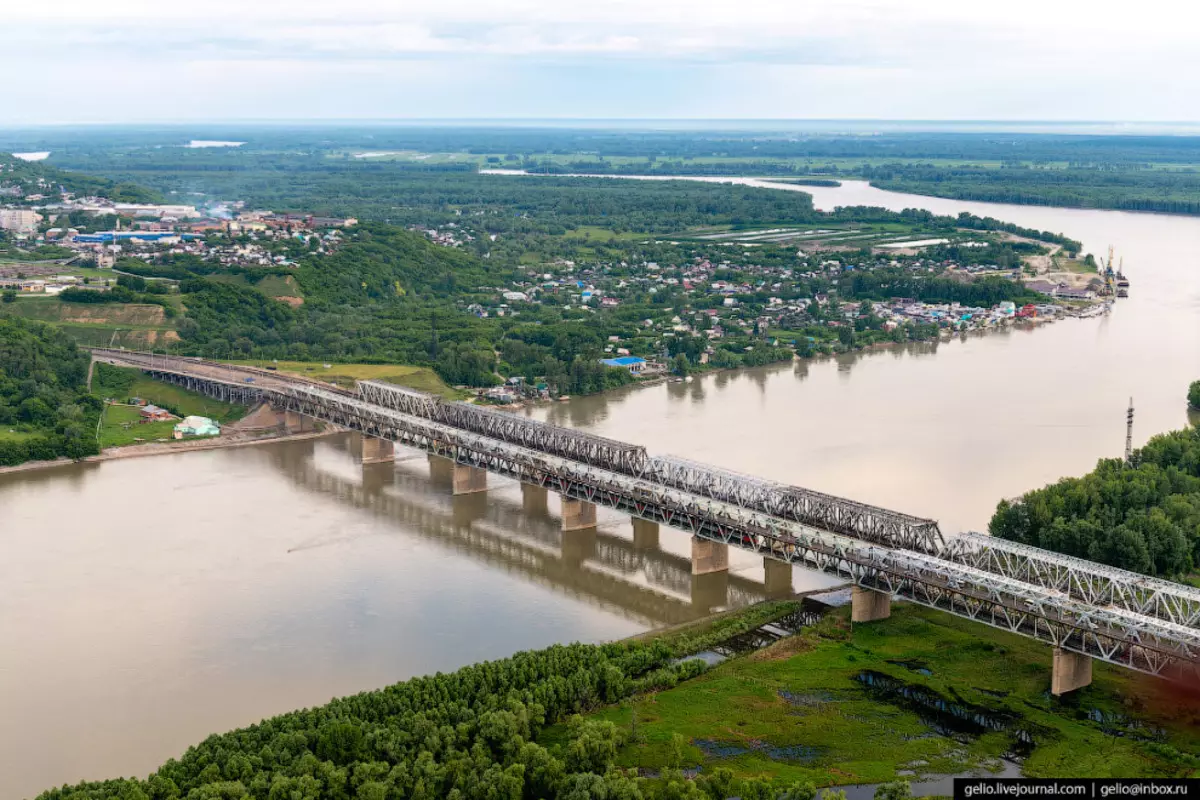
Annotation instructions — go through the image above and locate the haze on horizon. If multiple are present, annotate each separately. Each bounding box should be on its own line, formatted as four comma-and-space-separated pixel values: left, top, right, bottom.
3, 0, 1198, 125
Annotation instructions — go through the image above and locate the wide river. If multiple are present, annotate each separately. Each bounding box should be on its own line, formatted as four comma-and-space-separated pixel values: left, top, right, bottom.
3, 179, 1199, 797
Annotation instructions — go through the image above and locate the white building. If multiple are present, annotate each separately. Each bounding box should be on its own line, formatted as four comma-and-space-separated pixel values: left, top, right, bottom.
0, 209, 41, 234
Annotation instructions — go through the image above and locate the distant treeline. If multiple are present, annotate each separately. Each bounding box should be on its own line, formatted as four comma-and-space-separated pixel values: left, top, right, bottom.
863, 163, 1200, 216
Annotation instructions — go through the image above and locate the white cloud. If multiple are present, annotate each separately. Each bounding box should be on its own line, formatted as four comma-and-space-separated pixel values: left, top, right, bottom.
2, 0, 1199, 122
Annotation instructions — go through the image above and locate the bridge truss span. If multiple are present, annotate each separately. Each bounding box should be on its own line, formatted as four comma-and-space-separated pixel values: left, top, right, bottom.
91, 349, 1200, 684
358, 379, 944, 554
280, 382, 1200, 683
944, 533, 1200, 630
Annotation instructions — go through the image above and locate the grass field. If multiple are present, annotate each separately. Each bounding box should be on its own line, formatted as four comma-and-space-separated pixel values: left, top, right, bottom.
93, 364, 248, 423
97, 403, 180, 448
545, 604, 1200, 790
231, 360, 466, 399
0, 427, 38, 442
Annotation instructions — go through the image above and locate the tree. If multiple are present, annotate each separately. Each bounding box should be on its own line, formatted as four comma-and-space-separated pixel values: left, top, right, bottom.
1188, 380, 1200, 410
874, 781, 913, 800
672, 353, 690, 377
1, 289, 16, 303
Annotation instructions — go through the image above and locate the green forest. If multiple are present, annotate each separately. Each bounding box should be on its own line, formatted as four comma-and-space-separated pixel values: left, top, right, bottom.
989, 399, 1200, 577
0, 317, 102, 465
12, 127, 1200, 215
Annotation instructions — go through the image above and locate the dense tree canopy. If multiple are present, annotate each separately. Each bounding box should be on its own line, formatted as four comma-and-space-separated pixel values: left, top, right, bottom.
0, 317, 101, 465
990, 421, 1200, 577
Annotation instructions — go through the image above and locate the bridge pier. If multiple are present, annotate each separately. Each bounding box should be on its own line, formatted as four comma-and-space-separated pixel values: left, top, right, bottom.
361, 437, 395, 465
561, 498, 597, 531
1051, 648, 1093, 696
692, 538, 729, 576
282, 410, 315, 434
632, 518, 659, 550
763, 558, 794, 598
427, 455, 487, 495
522, 483, 549, 516
691, 570, 729, 613
851, 587, 892, 623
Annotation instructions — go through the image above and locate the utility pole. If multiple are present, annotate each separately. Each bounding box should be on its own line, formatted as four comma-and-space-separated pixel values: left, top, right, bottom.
1125, 397, 1134, 464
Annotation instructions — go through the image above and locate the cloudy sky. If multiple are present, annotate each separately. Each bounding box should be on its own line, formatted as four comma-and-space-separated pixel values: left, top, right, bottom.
3, 0, 1196, 123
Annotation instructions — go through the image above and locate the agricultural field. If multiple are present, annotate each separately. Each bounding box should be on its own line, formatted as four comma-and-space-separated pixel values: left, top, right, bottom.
549, 603, 1200, 790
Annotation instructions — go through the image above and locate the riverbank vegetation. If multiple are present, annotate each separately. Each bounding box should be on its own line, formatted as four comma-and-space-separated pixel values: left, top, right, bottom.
34, 601, 1200, 800
0, 317, 101, 465
990, 407, 1200, 577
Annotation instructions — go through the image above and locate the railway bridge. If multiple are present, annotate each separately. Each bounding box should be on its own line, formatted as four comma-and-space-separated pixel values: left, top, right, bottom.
91, 349, 1200, 695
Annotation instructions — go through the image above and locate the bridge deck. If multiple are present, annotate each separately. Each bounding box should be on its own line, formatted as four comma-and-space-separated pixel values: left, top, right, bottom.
90, 348, 1200, 683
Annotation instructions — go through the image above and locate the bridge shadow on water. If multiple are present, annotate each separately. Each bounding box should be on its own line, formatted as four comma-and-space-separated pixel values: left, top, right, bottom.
256, 433, 799, 629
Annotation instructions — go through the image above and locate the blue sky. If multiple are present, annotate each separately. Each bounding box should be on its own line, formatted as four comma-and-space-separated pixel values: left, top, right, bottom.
4, 0, 1197, 123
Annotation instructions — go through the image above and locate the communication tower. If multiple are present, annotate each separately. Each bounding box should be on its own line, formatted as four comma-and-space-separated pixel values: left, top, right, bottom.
1125, 398, 1135, 463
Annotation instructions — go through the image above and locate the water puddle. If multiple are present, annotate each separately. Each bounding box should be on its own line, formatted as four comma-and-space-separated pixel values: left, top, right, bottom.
678, 600, 828, 665
778, 689, 851, 707
887, 659, 934, 676
854, 670, 1041, 760
693, 738, 823, 764
1082, 708, 1167, 742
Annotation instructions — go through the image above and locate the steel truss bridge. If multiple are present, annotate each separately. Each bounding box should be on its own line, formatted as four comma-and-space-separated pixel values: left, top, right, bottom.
91, 349, 1200, 684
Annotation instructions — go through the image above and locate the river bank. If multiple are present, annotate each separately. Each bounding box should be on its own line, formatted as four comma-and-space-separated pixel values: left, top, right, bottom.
0, 427, 337, 476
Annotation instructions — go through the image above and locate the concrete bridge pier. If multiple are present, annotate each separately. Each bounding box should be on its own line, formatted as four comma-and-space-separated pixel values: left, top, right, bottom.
561, 498, 597, 531
522, 483, 549, 516
851, 586, 892, 623
282, 410, 316, 434
763, 558, 794, 598
1051, 648, 1093, 696
632, 518, 660, 551
692, 538, 729, 575
361, 437, 395, 465
427, 454, 487, 495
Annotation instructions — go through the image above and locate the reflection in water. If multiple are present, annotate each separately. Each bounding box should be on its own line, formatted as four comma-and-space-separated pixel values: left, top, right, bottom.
0, 432, 819, 797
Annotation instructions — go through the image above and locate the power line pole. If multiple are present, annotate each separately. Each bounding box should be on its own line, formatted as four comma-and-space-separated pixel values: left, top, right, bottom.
1125, 397, 1134, 464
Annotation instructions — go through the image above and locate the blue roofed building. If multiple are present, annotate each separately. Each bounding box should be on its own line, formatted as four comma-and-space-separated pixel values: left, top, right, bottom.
600, 355, 646, 375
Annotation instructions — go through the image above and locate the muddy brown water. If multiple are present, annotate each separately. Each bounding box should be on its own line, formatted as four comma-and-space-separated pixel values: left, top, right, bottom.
4, 181, 1200, 796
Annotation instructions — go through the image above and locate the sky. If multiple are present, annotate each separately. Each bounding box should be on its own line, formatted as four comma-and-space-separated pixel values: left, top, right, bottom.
4, 0, 1199, 124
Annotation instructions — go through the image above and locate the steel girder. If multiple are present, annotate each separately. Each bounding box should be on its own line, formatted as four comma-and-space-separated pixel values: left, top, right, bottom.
358, 380, 650, 474
357, 379, 944, 554
943, 533, 1200, 630
643, 455, 945, 554
98, 352, 1200, 682
269, 381, 1199, 682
